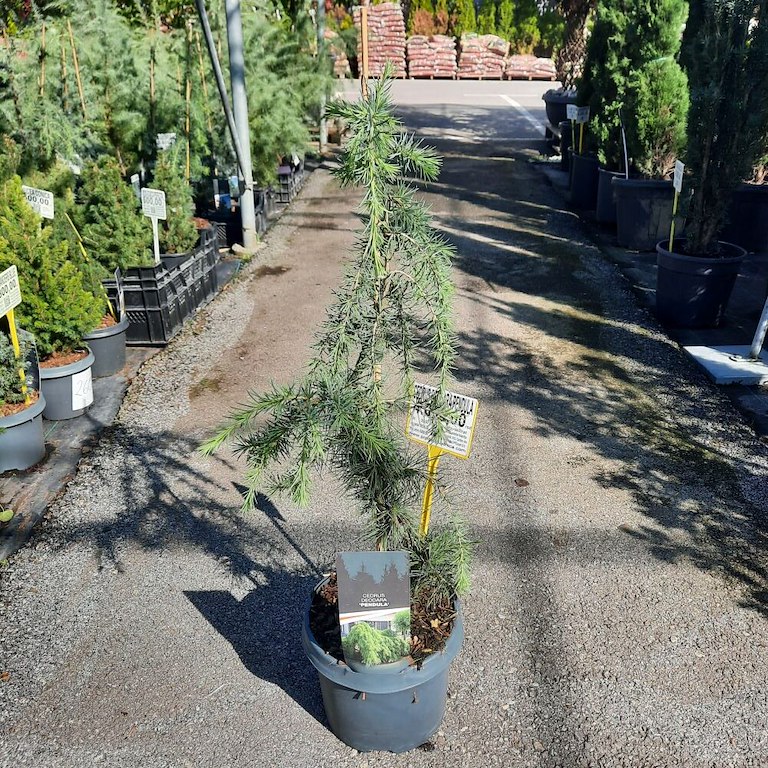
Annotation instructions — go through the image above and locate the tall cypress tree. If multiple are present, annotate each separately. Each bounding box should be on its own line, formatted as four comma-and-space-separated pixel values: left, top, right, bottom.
578, 0, 688, 173
452, 0, 477, 37
477, 0, 497, 35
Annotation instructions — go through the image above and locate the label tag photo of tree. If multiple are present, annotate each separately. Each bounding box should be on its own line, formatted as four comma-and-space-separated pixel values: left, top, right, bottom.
336, 551, 411, 668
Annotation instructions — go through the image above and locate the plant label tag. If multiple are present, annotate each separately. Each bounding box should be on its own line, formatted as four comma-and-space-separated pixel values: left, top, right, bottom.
336, 551, 411, 668
673, 160, 685, 193
71, 367, 93, 411
566, 104, 578, 121
130, 173, 141, 200
156, 132, 176, 150
114, 268, 126, 321
141, 188, 166, 220
575, 106, 590, 124
406, 383, 479, 459
21, 185, 54, 219
0, 265, 21, 317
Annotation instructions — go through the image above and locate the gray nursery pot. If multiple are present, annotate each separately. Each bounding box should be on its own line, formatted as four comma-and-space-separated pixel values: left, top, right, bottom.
83, 317, 129, 378
39, 348, 95, 421
302, 592, 464, 753
0, 393, 46, 472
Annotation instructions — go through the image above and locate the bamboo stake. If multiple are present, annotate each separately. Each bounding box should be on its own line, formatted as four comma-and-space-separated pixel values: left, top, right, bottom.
60, 30, 69, 109
185, 74, 192, 181
39, 22, 46, 97
67, 20, 87, 121
360, 6, 369, 98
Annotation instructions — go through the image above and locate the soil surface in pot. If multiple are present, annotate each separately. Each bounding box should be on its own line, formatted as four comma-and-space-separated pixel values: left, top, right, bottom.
93, 314, 118, 331
0, 389, 40, 418
310, 572, 457, 666
40, 349, 89, 369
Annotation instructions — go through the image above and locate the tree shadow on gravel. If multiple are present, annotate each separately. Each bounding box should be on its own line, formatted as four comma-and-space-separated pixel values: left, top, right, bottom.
38, 426, 345, 725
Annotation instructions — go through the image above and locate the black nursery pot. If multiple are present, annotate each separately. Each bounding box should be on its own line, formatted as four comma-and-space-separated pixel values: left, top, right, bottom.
613, 178, 684, 251
302, 591, 464, 753
655, 238, 746, 328
569, 153, 599, 210
596, 168, 622, 225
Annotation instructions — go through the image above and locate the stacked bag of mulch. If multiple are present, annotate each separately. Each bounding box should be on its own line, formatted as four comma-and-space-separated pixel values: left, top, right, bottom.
503, 55, 557, 80
406, 35, 457, 78
325, 28, 351, 78
457, 34, 509, 79
353, 2, 407, 78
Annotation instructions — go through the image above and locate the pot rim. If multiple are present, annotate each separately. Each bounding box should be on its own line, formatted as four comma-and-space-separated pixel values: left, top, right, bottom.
302, 588, 464, 695
39, 348, 94, 380
83, 316, 130, 341
0, 391, 46, 428
656, 238, 747, 263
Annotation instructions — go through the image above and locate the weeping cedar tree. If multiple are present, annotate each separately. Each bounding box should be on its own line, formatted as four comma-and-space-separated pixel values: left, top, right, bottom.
577, 0, 687, 175
202, 76, 473, 611
681, 0, 768, 256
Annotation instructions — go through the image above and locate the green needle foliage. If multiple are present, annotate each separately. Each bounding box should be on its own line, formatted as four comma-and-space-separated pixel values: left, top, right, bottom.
202, 75, 472, 608
578, 0, 687, 174
0, 331, 29, 409
477, 0, 497, 36
0, 172, 103, 357
153, 144, 198, 255
681, 0, 768, 255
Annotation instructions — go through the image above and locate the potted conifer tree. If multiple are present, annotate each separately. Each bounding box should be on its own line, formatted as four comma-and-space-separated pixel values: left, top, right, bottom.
656, 0, 768, 328
0, 174, 103, 420
577, 0, 688, 231
202, 75, 472, 753
0, 328, 46, 472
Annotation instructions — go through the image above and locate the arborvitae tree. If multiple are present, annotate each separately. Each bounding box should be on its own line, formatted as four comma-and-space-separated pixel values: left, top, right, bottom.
477, 0, 497, 35
77, 156, 153, 271
408, 0, 435, 34
510, 0, 540, 54
538, 3, 565, 58
203, 76, 472, 611
578, 0, 687, 172
434, 0, 452, 34
452, 0, 477, 38
0, 175, 103, 357
0, 331, 29, 408
497, 0, 514, 41
153, 145, 197, 254
681, 0, 768, 255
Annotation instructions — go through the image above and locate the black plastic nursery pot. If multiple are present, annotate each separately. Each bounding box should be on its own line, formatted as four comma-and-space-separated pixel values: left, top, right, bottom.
542, 89, 577, 127
655, 238, 746, 328
39, 348, 95, 421
569, 153, 599, 210
596, 168, 622, 225
82, 316, 130, 378
302, 594, 464, 753
613, 178, 684, 251
721, 183, 768, 253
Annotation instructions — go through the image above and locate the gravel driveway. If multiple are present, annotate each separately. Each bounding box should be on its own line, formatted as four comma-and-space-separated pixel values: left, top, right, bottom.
1, 94, 767, 768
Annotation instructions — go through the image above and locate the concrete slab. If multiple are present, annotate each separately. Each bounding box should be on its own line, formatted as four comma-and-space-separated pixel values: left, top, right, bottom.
684, 344, 768, 385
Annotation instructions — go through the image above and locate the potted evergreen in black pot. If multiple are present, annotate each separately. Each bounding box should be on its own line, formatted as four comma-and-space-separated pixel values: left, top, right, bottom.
577, 0, 688, 234
656, 0, 768, 328
202, 75, 473, 753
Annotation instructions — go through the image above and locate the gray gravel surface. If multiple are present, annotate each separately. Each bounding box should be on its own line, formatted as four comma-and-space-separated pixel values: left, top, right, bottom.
1, 86, 767, 768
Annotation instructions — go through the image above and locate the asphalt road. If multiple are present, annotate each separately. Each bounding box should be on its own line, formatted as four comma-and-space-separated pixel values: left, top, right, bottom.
1, 81, 767, 768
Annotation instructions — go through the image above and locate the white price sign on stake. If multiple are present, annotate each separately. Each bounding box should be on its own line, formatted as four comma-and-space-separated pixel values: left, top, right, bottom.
141, 187, 166, 220
21, 185, 55, 219
130, 173, 141, 200
673, 160, 685, 193
71, 367, 94, 411
157, 132, 176, 150
0, 265, 22, 317
575, 106, 590, 124
141, 188, 166, 266
566, 104, 578, 121
406, 383, 479, 460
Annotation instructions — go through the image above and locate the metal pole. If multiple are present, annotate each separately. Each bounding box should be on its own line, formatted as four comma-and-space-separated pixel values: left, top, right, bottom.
224, 0, 257, 251
749, 295, 768, 359
317, 0, 327, 152
194, 0, 257, 250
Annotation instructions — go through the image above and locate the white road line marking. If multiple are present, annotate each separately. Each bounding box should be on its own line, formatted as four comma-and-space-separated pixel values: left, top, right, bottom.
499, 94, 543, 134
